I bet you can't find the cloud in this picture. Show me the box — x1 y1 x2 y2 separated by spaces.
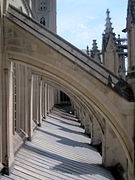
57 0 127 49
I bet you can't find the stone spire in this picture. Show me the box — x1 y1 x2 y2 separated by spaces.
102 9 115 51
91 40 101 63
92 40 98 51
104 9 113 35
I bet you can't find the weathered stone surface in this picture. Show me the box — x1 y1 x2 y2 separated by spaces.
1 109 114 180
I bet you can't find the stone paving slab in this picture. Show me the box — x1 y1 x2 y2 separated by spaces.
1 108 114 180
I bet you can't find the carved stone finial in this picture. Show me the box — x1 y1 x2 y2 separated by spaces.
91 40 101 63
86 45 90 56
105 9 113 34
92 40 98 51
106 9 110 18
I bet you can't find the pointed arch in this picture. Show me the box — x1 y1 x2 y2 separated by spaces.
40 17 46 26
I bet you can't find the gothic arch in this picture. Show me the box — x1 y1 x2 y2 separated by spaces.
40 17 46 26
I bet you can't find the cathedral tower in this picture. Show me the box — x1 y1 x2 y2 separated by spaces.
31 0 56 33
126 0 135 96
102 9 126 79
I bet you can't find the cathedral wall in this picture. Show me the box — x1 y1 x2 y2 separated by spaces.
128 24 135 72
104 51 115 73
103 36 120 76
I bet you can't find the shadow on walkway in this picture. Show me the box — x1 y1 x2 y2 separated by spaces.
37 128 94 151
23 143 112 178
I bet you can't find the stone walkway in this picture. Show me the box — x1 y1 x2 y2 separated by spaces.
2 108 114 180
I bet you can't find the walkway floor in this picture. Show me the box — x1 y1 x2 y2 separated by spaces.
2 107 114 180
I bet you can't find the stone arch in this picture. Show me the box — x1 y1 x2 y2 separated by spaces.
5 12 134 177
9 55 133 168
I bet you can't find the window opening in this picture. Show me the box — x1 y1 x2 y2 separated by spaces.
40 17 46 26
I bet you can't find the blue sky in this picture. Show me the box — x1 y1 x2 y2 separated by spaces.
57 0 128 50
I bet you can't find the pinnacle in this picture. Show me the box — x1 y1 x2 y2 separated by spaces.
104 8 114 35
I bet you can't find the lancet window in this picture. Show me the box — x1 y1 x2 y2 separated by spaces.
40 17 46 26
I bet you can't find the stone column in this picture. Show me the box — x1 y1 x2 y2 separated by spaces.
127 15 135 98
77 108 81 122
102 121 129 179
0 3 3 169
24 67 31 135
36 76 40 125
84 114 92 136
15 64 21 132
0 57 2 170
29 75 34 140
42 81 46 119
50 86 54 110
20 65 25 131
33 75 36 123
2 62 14 174
47 85 50 113
24 67 28 133
49 86 52 111
51 87 55 110
37 76 42 126
91 115 102 146
39 78 43 126
34 75 40 125
80 110 85 128
44 83 47 117
41 80 45 119
75 106 80 119
43 81 47 119
54 88 58 105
